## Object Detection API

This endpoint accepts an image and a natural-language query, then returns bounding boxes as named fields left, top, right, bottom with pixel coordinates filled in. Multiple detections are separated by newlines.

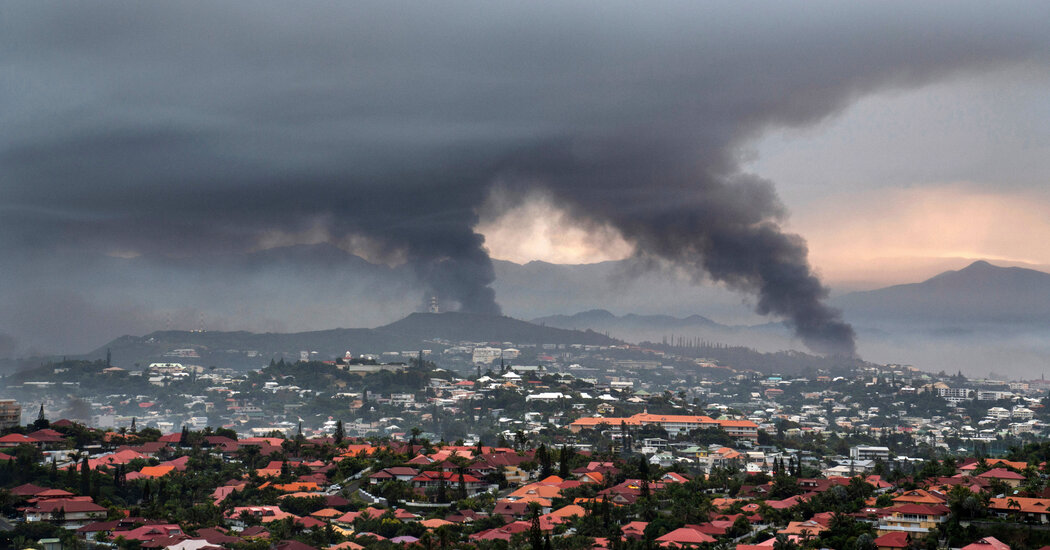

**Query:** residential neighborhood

left=4, top=340, right=1050, bottom=549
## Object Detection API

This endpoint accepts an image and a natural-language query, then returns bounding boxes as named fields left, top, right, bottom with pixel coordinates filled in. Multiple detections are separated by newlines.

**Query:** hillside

left=81, top=312, right=620, bottom=370
left=533, top=309, right=721, bottom=331
left=531, top=309, right=796, bottom=352
left=834, top=260, right=1050, bottom=325
left=376, top=312, right=620, bottom=346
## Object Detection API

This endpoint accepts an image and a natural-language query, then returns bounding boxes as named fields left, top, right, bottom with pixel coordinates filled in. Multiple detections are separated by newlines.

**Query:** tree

left=437, top=468, right=448, bottom=503
left=237, top=445, right=262, bottom=471
left=559, top=445, right=575, bottom=478
left=772, top=533, right=799, bottom=550
left=456, top=466, right=468, bottom=500
left=80, top=456, right=90, bottom=496
left=730, top=515, right=751, bottom=538
left=529, top=504, right=544, bottom=550
left=334, top=420, right=345, bottom=445
left=536, top=444, right=552, bottom=478
left=854, top=533, right=875, bottom=550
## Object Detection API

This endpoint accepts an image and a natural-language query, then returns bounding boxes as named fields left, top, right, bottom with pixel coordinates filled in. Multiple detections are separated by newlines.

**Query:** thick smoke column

left=498, top=143, right=856, bottom=355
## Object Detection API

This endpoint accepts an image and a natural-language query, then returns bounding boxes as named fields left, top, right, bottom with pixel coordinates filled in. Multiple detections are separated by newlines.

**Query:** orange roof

left=778, top=520, right=827, bottom=536
left=579, top=471, right=604, bottom=484
left=960, top=459, right=1027, bottom=471
left=509, top=483, right=563, bottom=500
left=273, top=482, right=321, bottom=493
left=656, top=527, right=716, bottom=545
left=510, top=495, right=553, bottom=507
left=892, top=489, right=946, bottom=505
left=571, top=413, right=757, bottom=430
left=341, top=444, right=377, bottom=456
left=137, top=465, right=175, bottom=478
left=547, top=505, right=586, bottom=522
left=989, top=497, right=1050, bottom=514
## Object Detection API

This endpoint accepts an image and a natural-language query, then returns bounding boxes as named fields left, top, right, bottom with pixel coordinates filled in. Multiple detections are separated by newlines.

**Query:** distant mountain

left=492, top=259, right=761, bottom=323
left=533, top=309, right=720, bottom=330
left=834, top=260, right=1050, bottom=325
left=531, top=309, right=795, bottom=351
left=1, top=243, right=758, bottom=357
left=83, top=311, right=619, bottom=370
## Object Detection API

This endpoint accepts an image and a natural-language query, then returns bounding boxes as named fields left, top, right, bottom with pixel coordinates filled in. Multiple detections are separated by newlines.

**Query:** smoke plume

left=3, top=2, right=1049, bottom=353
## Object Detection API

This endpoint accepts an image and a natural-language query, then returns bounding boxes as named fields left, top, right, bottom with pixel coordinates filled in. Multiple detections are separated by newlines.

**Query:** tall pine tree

left=80, top=456, right=90, bottom=496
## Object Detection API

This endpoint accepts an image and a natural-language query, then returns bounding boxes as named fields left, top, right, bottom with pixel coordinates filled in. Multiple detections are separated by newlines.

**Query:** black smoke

left=2, top=2, right=1049, bottom=354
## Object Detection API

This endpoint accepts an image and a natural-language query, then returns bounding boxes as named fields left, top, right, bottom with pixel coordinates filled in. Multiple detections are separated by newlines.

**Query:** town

left=3, top=335, right=1050, bottom=549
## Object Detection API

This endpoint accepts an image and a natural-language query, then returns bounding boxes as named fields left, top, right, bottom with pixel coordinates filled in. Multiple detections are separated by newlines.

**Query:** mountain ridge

left=75, top=311, right=621, bottom=371
left=833, top=260, right=1050, bottom=324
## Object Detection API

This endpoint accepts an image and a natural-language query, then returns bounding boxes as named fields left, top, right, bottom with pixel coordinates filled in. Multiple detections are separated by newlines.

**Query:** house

left=507, top=476, right=568, bottom=501
left=977, top=468, right=1025, bottom=488
left=226, top=506, right=297, bottom=526
left=368, top=467, right=419, bottom=485
left=958, top=459, right=1027, bottom=473
left=10, top=483, right=49, bottom=497
left=127, top=465, right=175, bottom=480
left=655, top=526, right=717, bottom=546
left=0, top=433, right=41, bottom=448
left=988, top=497, right=1050, bottom=523
left=891, top=489, right=945, bottom=505
left=876, top=504, right=949, bottom=536
left=24, top=499, right=107, bottom=528
left=874, top=531, right=910, bottom=550
left=110, top=524, right=183, bottom=543
left=778, top=520, right=827, bottom=537
left=960, top=537, right=1011, bottom=550
left=621, top=521, right=648, bottom=540
left=410, top=470, right=486, bottom=493
left=26, top=429, right=66, bottom=447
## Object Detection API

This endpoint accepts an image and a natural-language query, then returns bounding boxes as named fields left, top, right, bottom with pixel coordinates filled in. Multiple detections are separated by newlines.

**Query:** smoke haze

left=3, top=2, right=1050, bottom=355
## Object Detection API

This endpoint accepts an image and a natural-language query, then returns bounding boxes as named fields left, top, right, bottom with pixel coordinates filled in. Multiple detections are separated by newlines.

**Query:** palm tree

left=237, top=445, right=261, bottom=471
left=1007, top=498, right=1021, bottom=512
left=772, top=533, right=799, bottom=550
left=514, top=430, right=529, bottom=451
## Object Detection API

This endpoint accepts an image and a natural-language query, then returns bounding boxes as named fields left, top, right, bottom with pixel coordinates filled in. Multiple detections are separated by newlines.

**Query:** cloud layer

left=3, top=2, right=1050, bottom=354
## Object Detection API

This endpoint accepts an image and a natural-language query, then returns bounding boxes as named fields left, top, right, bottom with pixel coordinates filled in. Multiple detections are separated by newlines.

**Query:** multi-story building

left=0, top=399, right=21, bottom=429
left=876, top=504, right=949, bottom=536
left=1012, top=406, right=1034, bottom=420
left=986, top=407, right=1011, bottom=421
left=471, top=347, right=503, bottom=364
left=937, top=387, right=972, bottom=400
left=850, top=445, right=891, bottom=462
left=978, top=390, right=1013, bottom=401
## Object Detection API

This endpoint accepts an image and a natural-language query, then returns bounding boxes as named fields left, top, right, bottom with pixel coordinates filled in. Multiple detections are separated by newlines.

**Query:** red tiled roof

left=874, top=531, right=910, bottom=549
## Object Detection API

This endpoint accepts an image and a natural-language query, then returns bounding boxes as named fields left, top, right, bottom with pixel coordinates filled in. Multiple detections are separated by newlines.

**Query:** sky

left=3, top=2, right=1050, bottom=356
left=484, top=66, right=1050, bottom=289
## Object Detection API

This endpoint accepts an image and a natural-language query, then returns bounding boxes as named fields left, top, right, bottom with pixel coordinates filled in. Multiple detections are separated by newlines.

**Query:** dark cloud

left=2, top=2, right=1049, bottom=353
